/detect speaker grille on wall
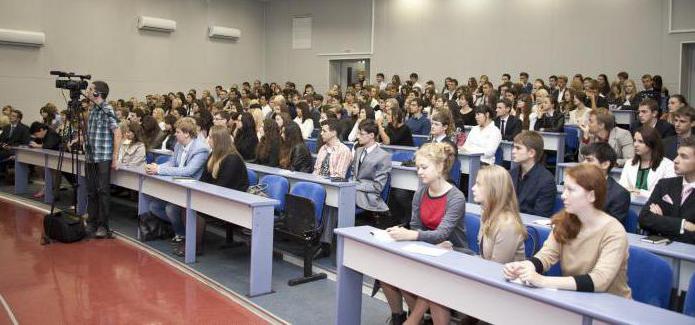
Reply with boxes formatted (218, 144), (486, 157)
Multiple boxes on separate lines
(0, 28), (45, 47)
(208, 26), (241, 39)
(137, 16), (176, 32)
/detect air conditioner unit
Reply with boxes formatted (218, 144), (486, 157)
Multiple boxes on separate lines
(208, 25), (241, 39)
(0, 28), (45, 47)
(137, 16), (176, 32)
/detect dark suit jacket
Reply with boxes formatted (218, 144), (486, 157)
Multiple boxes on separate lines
(510, 163), (557, 217)
(290, 143), (313, 173)
(662, 136), (679, 160)
(534, 112), (565, 133)
(605, 177), (630, 223)
(41, 128), (62, 150)
(639, 176), (695, 244)
(631, 119), (676, 138)
(494, 115), (522, 141)
(0, 123), (31, 146)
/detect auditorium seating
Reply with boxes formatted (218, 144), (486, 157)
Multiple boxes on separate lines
(684, 273), (695, 317)
(259, 175), (289, 219)
(627, 246), (673, 308)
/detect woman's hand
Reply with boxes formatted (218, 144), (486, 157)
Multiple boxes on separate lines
(503, 260), (533, 280)
(386, 226), (418, 241)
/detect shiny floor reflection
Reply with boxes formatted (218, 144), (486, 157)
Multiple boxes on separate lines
(0, 199), (269, 324)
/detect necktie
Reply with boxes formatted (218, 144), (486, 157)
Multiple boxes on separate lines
(500, 119), (506, 137)
(358, 149), (367, 172)
(8, 125), (15, 138)
(682, 185), (694, 205)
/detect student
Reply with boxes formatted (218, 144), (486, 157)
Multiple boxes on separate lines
(352, 119), (392, 213)
(632, 99), (676, 138)
(381, 143), (466, 325)
(185, 125), (250, 256)
(293, 101), (314, 139)
(347, 105), (376, 142)
(28, 122), (62, 198)
(661, 94), (688, 123)
(255, 118), (281, 167)
(405, 98), (431, 136)
(0, 109), (31, 175)
(279, 122), (313, 173)
(233, 112), (259, 161)
(116, 121), (146, 168)
(533, 96), (565, 132)
(453, 93), (476, 129)
(378, 107), (414, 146)
(579, 108), (634, 167)
(494, 99), (522, 141)
(510, 131), (557, 217)
(462, 105), (501, 165)
(619, 126), (676, 198)
(428, 108), (457, 153)
(639, 136), (695, 244)
(503, 164), (631, 298)
(313, 119), (352, 178)
(663, 106), (695, 160)
(143, 117), (210, 246)
(568, 92), (590, 126)
(581, 143), (630, 223)
(156, 115), (178, 151)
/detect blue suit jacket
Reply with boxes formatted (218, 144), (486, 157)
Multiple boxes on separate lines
(157, 137), (210, 179)
(510, 163), (556, 218)
(605, 176), (630, 223)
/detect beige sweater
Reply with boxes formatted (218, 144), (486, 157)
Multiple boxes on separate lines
(533, 216), (632, 299)
(479, 218), (526, 264)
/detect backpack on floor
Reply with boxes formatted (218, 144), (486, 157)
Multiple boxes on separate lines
(42, 212), (86, 244)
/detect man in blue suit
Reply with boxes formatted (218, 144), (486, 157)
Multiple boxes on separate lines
(509, 131), (556, 217)
(581, 142), (630, 223)
(143, 117), (210, 244)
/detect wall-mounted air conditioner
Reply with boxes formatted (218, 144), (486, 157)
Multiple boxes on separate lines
(137, 16), (176, 32)
(0, 28), (45, 47)
(208, 25), (241, 39)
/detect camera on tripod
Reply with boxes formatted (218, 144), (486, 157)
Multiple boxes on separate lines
(51, 70), (90, 91)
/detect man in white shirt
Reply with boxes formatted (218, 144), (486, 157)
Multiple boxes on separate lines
(376, 72), (388, 91)
(260, 94), (272, 117)
(556, 75), (568, 104)
(409, 72), (423, 91)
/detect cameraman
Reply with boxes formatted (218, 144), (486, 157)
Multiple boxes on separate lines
(85, 81), (121, 238)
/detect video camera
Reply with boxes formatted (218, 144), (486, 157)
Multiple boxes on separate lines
(51, 70), (90, 91)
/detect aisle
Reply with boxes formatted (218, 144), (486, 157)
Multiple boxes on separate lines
(0, 198), (275, 324)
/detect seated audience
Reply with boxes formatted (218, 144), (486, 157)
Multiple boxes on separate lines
(279, 122), (313, 173)
(462, 105), (501, 165)
(255, 118), (281, 167)
(28, 122), (61, 198)
(503, 164), (631, 298)
(663, 106), (695, 160)
(494, 99), (522, 141)
(347, 105), (375, 142)
(639, 136), (695, 244)
(142, 117), (210, 248)
(579, 108), (634, 167)
(534, 96), (564, 132)
(633, 99), (676, 138)
(233, 112), (259, 161)
(381, 143), (466, 325)
(581, 143), (630, 223)
(405, 98), (431, 135)
(352, 119), (392, 214)
(662, 94), (688, 123)
(620, 79), (641, 111)
(378, 107), (413, 146)
(0, 109), (31, 175)
(453, 93), (476, 129)
(619, 126), (676, 198)
(510, 131), (556, 217)
(293, 101), (314, 139)
(156, 115), (178, 151)
(568, 92), (590, 126)
(116, 121), (146, 168)
(428, 107), (457, 153)
(313, 119), (352, 178)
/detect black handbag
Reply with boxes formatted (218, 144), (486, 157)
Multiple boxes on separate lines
(138, 213), (173, 242)
(42, 212), (86, 244)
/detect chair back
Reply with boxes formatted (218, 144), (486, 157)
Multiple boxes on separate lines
(155, 155), (170, 165)
(627, 246), (673, 308)
(290, 181), (326, 224)
(247, 169), (258, 186)
(259, 175), (289, 214)
(624, 209), (639, 234)
(391, 151), (415, 162)
(305, 138), (318, 154)
(464, 214), (480, 254)
(449, 158), (461, 187)
(524, 226), (540, 258)
(684, 272), (695, 316)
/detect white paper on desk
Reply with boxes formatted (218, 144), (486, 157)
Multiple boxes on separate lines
(533, 219), (552, 226)
(401, 243), (448, 257)
(370, 229), (395, 243)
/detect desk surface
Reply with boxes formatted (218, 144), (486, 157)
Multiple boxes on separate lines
(247, 163), (357, 188)
(336, 226), (693, 325)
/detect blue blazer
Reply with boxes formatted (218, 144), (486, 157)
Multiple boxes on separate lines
(157, 137), (210, 179)
(510, 163), (556, 218)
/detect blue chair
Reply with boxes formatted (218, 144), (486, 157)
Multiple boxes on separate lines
(311, 128), (320, 138)
(564, 126), (580, 156)
(145, 152), (155, 164)
(450, 158), (461, 188)
(624, 209), (639, 234)
(247, 169), (258, 186)
(305, 138), (317, 154)
(530, 224), (562, 276)
(344, 142), (355, 150)
(627, 246), (673, 308)
(355, 175), (391, 216)
(290, 181), (326, 225)
(391, 151), (415, 162)
(155, 155), (170, 165)
(413, 135), (428, 147)
(259, 175), (289, 216)
(684, 272), (695, 317)
(464, 214), (480, 254)
(552, 196), (564, 214)
(524, 226), (540, 258)
(494, 147), (504, 165)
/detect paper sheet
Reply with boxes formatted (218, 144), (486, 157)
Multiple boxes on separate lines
(533, 219), (552, 226)
(401, 243), (448, 257)
(369, 229), (395, 243)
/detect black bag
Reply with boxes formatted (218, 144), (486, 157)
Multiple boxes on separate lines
(138, 213), (173, 242)
(42, 212), (86, 244)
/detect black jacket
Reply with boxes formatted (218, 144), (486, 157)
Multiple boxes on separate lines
(0, 123), (31, 146)
(290, 143), (313, 173)
(510, 163), (557, 218)
(663, 136), (679, 160)
(41, 128), (62, 150)
(199, 154), (249, 192)
(631, 119), (676, 138)
(639, 176), (695, 244)
(234, 132), (258, 161)
(494, 115), (522, 141)
(534, 111), (565, 133)
(605, 177), (630, 223)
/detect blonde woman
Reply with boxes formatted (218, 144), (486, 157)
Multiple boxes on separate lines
(621, 80), (640, 111)
(152, 107), (166, 130)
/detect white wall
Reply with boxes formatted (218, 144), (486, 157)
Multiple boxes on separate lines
(266, 0), (695, 94)
(0, 0), (266, 123)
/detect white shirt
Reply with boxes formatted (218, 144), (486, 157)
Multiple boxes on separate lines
(294, 117), (314, 139)
(618, 158), (676, 198)
(261, 104), (272, 118)
(462, 122), (501, 165)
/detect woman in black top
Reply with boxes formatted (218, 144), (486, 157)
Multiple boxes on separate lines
(378, 107), (414, 146)
(279, 122), (313, 173)
(534, 96), (565, 132)
(453, 93), (476, 129)
(156, 115), (177, 151)
(255, 118), (281, 167)
(233, 112), (259, 161)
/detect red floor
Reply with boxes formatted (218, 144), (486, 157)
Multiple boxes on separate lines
(0, 199), (270, 325)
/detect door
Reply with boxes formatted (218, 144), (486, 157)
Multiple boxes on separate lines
(329, 59), (370, 90)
